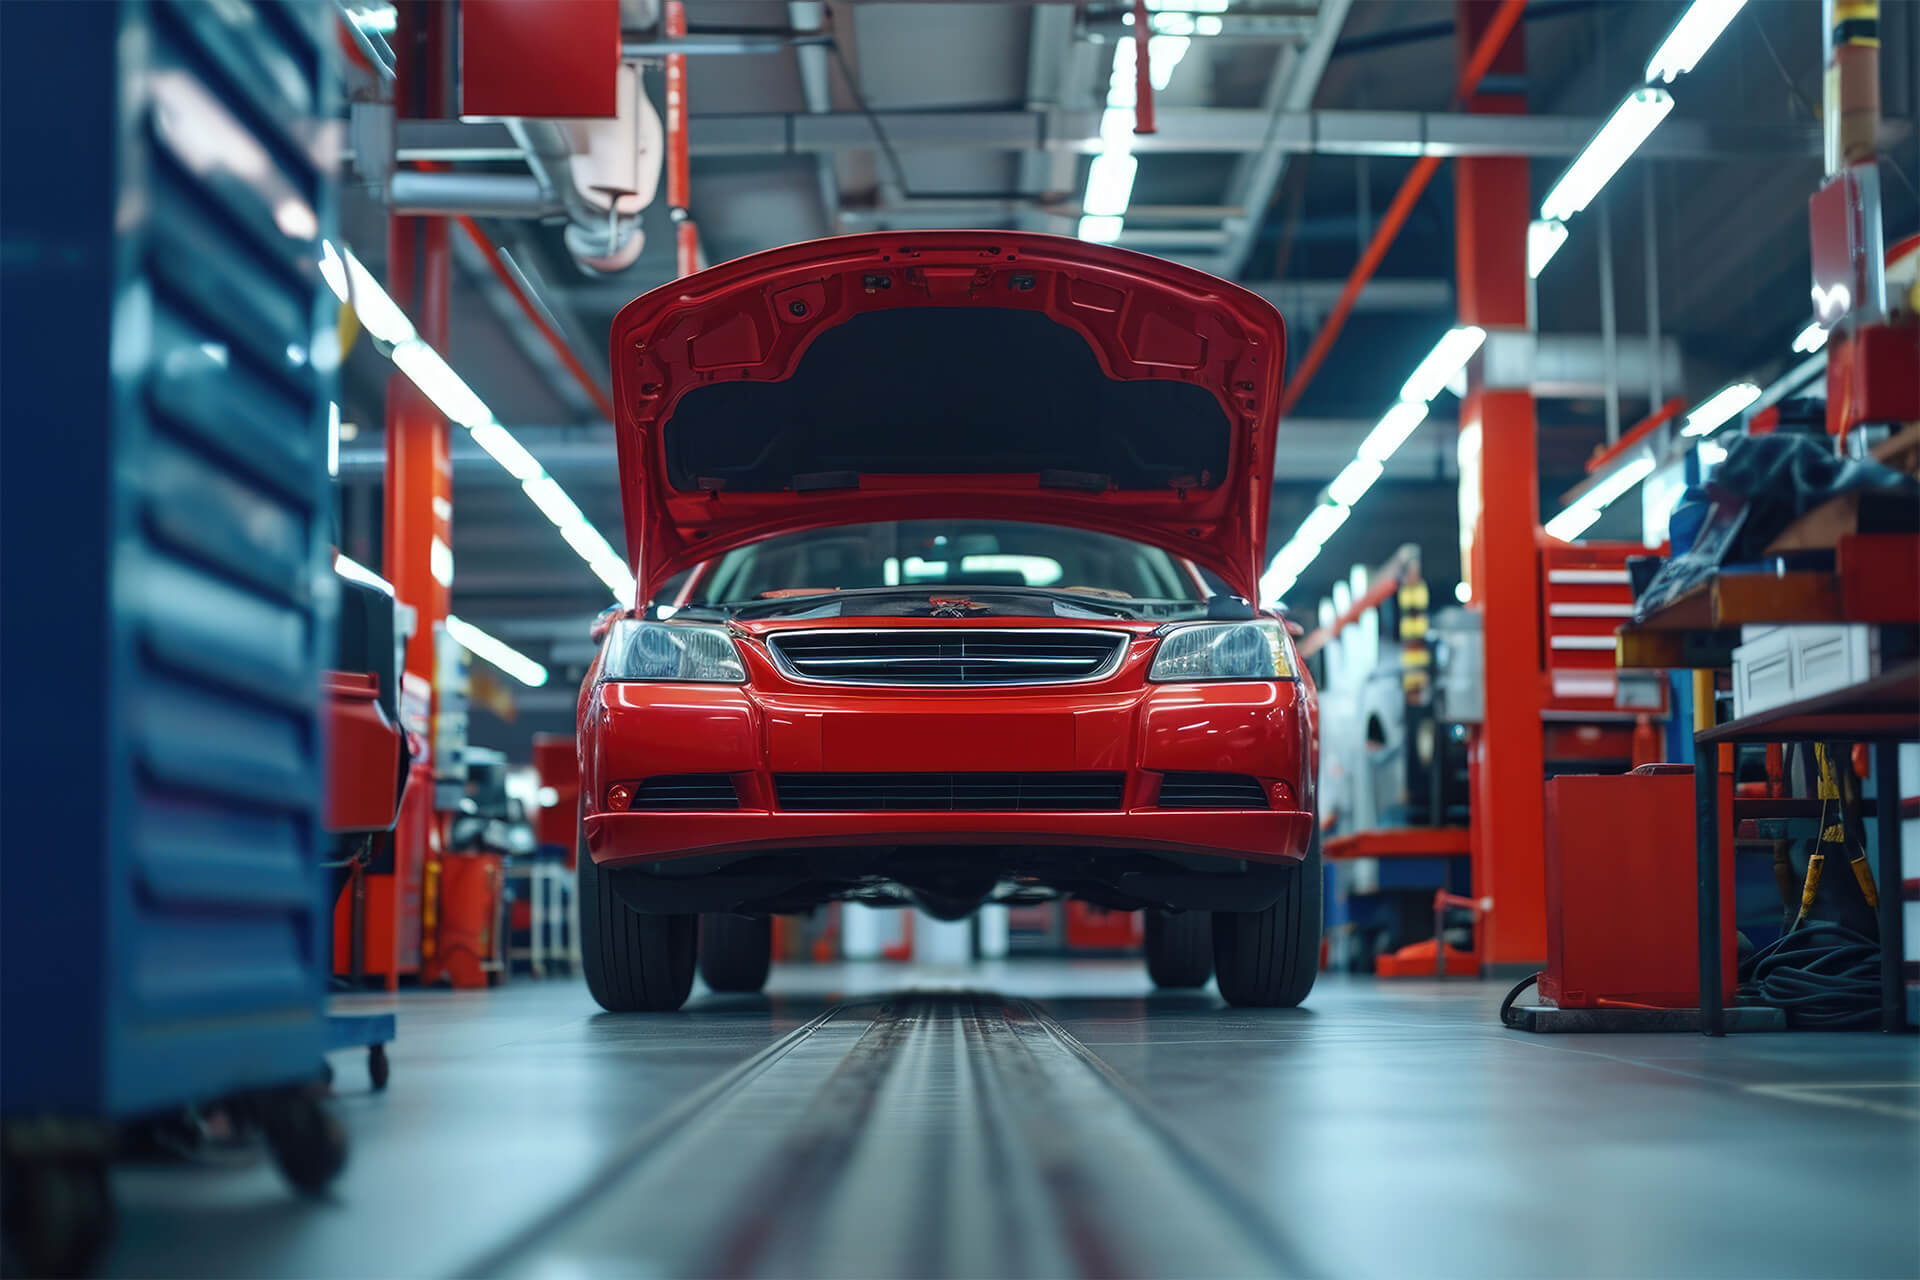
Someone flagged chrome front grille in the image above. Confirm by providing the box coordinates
[775,772,1126,811]
[765,628,1129,686]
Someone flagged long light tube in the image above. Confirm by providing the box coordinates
[1678,381,1761,437]
[445,614,548,687]
[1543,455,1656,540]
[334,553,393,594]
[1540,88,1674,223]
[322,241,635,605]
[1327,457,1385,507]
[1645,0,1748,84]
[1528,218,1569,278]
[1077,2,1224,244]
[1791,320,1830,353]
[1399,326,1487,405]
[1256,326,1476,606]
[1357,400,1430,465]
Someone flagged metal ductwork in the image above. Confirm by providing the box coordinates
[348,22,659,276]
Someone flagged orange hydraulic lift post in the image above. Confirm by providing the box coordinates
[385,0,454,690]
[1454,0,1550,966]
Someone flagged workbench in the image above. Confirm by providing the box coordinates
[1690,663,1919,1034]
[1618,545,1919,1035]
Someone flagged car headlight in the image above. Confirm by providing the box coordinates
[1148,620,1294,682]
[601,620,746,683]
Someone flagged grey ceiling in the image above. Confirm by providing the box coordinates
[331,0,1920,754]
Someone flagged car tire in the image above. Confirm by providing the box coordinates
[1211,829,1322,1008]
[578,826,697,1012]
[698,913,773,993]
[1143,910,1213,988]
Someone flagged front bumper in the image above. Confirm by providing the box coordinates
[580,678,1315,870]
[586,806,1313,867]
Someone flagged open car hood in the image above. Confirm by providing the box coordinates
[611,232,1285,600]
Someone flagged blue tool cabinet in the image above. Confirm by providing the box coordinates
[2,0,339,1191]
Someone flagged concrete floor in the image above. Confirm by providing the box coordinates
[107,962,1919,1278]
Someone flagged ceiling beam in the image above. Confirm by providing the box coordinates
[398,112,1833,163]
[682,109,1826,159]
[1218,0,1355,280]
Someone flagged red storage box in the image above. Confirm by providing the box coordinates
[1543,765,1735,1009]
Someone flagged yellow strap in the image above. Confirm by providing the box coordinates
[1815,744,1841,799]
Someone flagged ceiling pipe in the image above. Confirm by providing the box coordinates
[1275,0,1529,420]
[388,170,560,217]
[620,30,829,56]
[508,117,648,273]
[453,216,618,421]
[788,2,840,234]
[1217,0,1355,280]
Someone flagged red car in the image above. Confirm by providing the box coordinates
[577,232,1319,1011]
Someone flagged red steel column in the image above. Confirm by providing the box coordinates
[1455,0,1549,965]
[385,0,454,690]
[664,1,700,278]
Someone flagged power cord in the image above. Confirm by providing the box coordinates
[1737,920,1882,1029]
[1499,971,1543,1029]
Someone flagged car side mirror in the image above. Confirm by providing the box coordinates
[590,605,623,642]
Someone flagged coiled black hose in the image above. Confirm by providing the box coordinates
[1737,920,1882,1029]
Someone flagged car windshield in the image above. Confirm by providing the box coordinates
[685,521,1204,611]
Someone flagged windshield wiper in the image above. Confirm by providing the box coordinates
[719,585,1186,620]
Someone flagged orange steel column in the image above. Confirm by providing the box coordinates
[1455,0,1549,965]
[664,1,700,278]
[385,0,453,689]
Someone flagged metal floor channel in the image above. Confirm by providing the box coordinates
[103,963,1920,1279]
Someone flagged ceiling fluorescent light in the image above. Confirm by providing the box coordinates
[1582,454,1657,510]
[333,553,393,594]
[444,614,548,688]
[522,474,585,528]
[391,339,492,428]
[1327,457,1385,507]
[1528,218,1569,278]
[1294,500,1352,551]
[1083,153,1138,218]
[1679,381,1761,437]
[336,245,418,347]
[1544,504,1603,541]
[1539,88,1674,223]
[1546,454,1657,541]
[1357,400,1431,464]
[1791,320,1830,353]
[468,421,543,482]
[1078,214,1125,244]
[1399,326,1487,404]
[317,240,634,605]
[327,401,341,477]
[1645,0,1748,84]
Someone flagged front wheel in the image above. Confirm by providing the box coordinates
[1143,910,1213,988]
[578,831,697,1012]
[698,913,773,993]
[1212,830,1322,1008]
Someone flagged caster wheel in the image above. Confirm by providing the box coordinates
[2,1159,113,1278]
[368,1044,390,1092]
[260,1089,347,1195]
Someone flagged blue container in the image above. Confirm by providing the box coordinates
[2,0,338,1121]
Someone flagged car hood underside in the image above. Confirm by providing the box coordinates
[611,232,1286,600]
